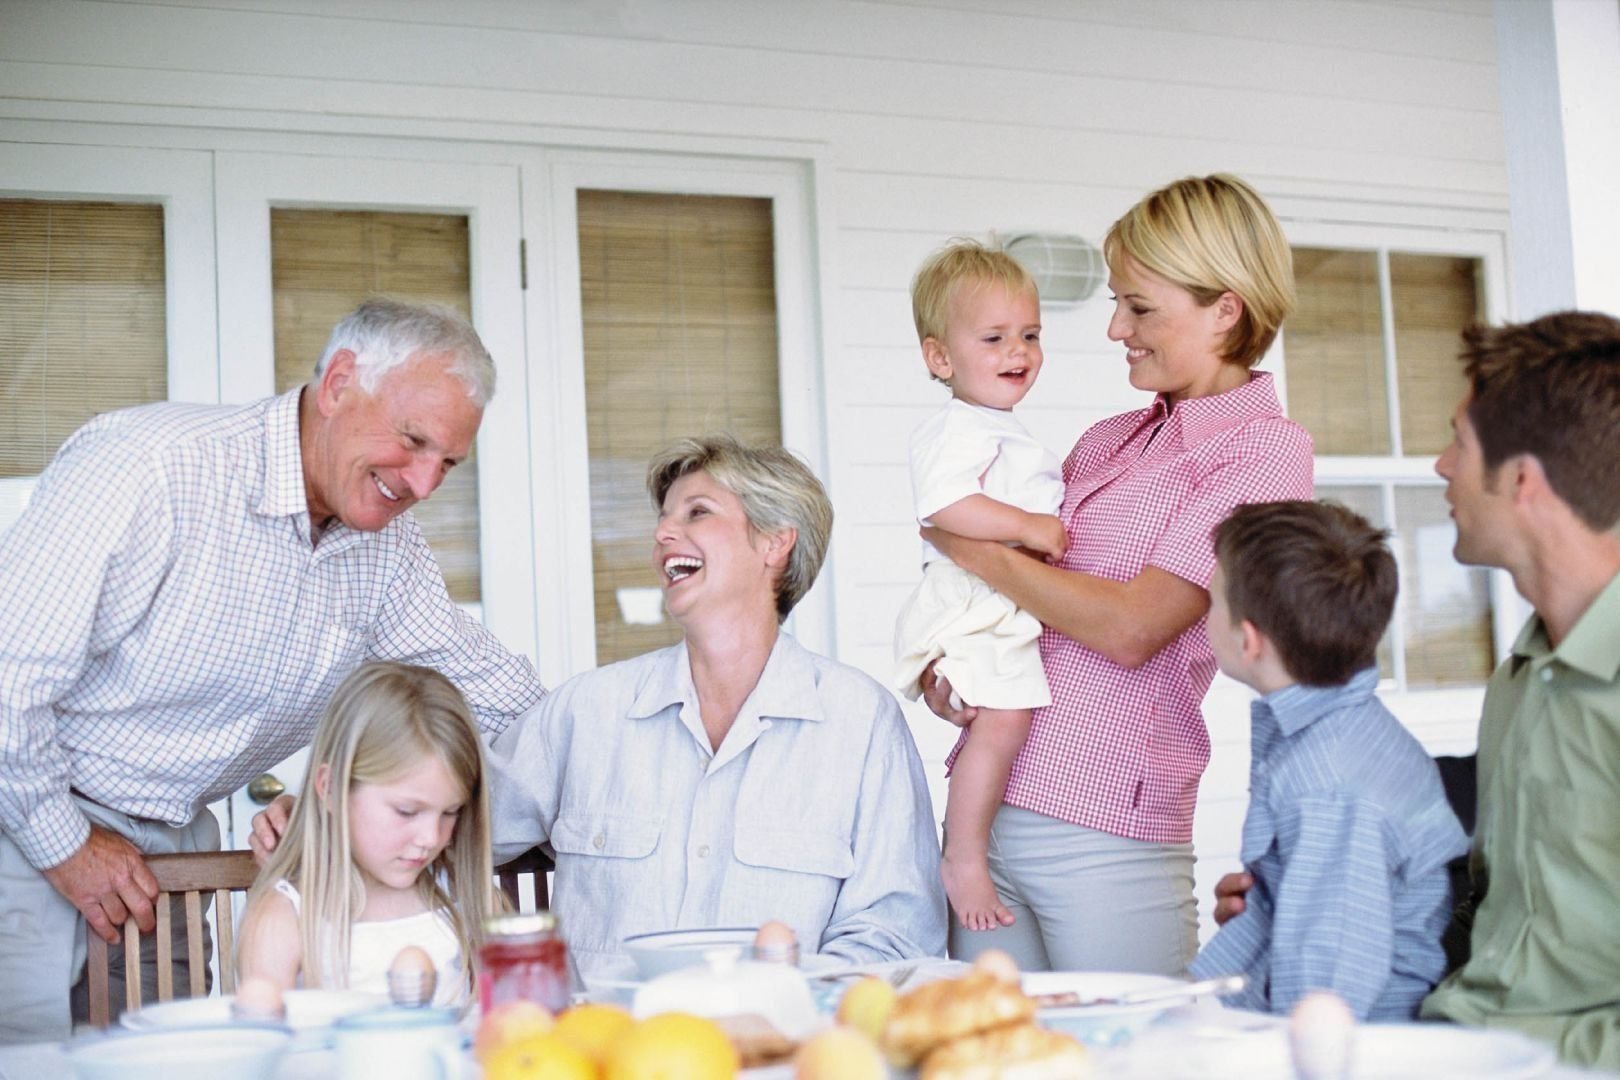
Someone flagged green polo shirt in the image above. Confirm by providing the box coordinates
[1422,571,1620,1067]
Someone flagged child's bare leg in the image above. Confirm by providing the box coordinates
[942,707,1032,931]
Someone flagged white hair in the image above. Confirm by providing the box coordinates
[313,297,496,406]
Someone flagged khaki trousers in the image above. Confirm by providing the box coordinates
[948,804,1199,975]
[0,797,220,1044]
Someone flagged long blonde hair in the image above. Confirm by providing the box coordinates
[246,662,496,994]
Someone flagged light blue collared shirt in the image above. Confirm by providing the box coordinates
[1191,669,1467,1019]
[488,632,947,985]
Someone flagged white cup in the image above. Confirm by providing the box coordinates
[331,1007,464,1080]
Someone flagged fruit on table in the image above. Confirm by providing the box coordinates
[553,1002,635,1069]
[604,1012,740,1080]
[794,1026,888,1080]
[476,999,556,1064]
[482,1033,596,1080]
[836,976,897,1042]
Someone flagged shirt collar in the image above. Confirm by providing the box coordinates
[1158,371,1284,448]
[628,632,826,724]
[258,387,311,520]
[1253,667,1380,738]
[1514,570,1620,681]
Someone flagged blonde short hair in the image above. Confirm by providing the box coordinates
[647,435,833,622]
[1104,174,1295,368]
[911,239,1038,345]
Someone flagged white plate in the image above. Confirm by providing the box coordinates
[68,1026,293,1080]
[121,988,388,1049]
[1113,1022,1557,1080]
[622,927,758,978]
[1350,1024,1556,1079]
[589,951,848,994]
[1023,971,1191,1047]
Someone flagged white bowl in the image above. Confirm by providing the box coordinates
[621,926,757,979]
[67,1025,293,1080]
[1024,970,1188,1047]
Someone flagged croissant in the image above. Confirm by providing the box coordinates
[880,971,1037,1066]
[919,1021,1092,1080]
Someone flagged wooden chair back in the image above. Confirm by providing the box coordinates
[85,849,260,1028]
[495,847,553,912]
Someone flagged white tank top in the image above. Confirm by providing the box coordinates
[273,879,467,1006]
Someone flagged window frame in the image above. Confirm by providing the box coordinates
[1269,218,1522,742]
[0,143,218,530]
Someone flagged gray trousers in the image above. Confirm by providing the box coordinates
[0,797,220,1044]
[948,804,1200,975]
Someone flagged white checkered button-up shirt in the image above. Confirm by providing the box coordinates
[0,389,545,870]
[953,373,1313,844]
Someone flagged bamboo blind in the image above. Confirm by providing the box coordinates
[578,189,782,665]
[1390,253,1478,456]
[1284,247,1388,456]
[269,209,481,603]
[1,199,167,478]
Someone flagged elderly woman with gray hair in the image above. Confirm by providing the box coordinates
[489,435,947,986]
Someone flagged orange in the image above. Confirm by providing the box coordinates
[553,1002,635,1068]
[482,1032,597,1080]
[603,1012,739,1080]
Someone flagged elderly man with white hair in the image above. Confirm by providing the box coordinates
[0,297,545,1041]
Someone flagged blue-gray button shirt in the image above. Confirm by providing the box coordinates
[488,632,947,985]
[1191,669,1468,1019]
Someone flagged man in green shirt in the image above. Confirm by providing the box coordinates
[1420,311,1620,1068]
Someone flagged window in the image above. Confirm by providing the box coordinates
[0,199,169,525]
[1283,244,1500,689]
[268,208,483,605]
[577,189,783,665]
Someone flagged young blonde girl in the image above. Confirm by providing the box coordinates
[238,662,498,1005]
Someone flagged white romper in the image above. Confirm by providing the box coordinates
[892,399,1064,709]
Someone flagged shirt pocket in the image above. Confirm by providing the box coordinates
[733,824,854,881]
[551,812,663,860]
[1520,777,1613,953]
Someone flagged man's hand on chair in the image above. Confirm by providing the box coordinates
[248,794,296,867]
[42,826,159,944]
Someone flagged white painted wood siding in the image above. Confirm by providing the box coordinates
[0,0,1507,943]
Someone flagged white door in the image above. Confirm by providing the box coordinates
[212,151,532,847]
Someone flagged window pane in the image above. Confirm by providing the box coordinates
[1285,247,1389,455]
[1391,253,1481,456]
[1393,486,1494,687]
[1316,484,1395,680]
[0,200,167,478]
[578,190,782,665]
[269,209,481,604]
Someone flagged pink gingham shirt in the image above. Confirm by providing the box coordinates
[973,373,1313,844]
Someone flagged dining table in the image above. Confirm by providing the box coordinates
[5,959,1613,1079]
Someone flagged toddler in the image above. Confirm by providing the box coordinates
[238,661,499,1006]
[893,240,1067,930]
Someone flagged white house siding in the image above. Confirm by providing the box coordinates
[0,0,1507,943]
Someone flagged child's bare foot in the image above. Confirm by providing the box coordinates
[942,853,1015,931]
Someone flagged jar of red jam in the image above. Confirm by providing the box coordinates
[479,913,568,1013]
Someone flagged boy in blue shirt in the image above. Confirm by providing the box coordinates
[1190,500,1468,1019]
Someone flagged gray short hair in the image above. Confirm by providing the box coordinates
[647,435,833,622]
[313,297,496,406]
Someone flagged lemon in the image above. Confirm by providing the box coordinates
[603,1012,739,1080]
[482,1033,597,1080]
[553,1002,635,1068]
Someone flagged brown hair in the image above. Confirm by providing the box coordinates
[1461,311,1620,531]
[1104,173,1294,368]
[1213,500,1396,686]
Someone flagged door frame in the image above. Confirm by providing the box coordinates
[522,148,832,683]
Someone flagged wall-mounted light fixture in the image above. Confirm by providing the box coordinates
[1000,233,1107,306]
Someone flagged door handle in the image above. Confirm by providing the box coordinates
[247,773,286,805]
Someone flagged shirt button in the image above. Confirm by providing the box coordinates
[1540,668,1554,682]
[696,845,710,858]
[593,833,605,850]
